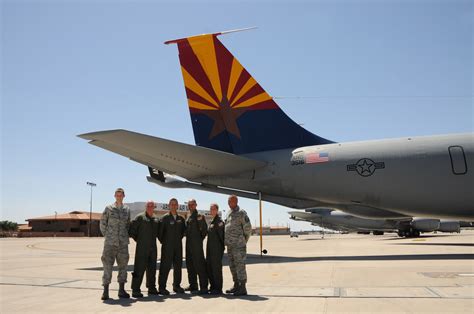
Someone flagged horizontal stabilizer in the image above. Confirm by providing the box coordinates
[78,129,266,179]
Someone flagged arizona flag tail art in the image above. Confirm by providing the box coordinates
[165,29,333,155]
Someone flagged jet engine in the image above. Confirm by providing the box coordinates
[410,218,440,232]
[438,220,460,233]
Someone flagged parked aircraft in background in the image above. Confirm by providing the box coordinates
[289,209,471,237]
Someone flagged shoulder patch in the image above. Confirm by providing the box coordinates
[244,216,250,223]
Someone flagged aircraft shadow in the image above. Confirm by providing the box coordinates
[379,235,449,241]
[78,253,474,272]
[391,242,474,247]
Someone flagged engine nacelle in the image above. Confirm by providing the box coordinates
[411,218,440,232]
[438,220,460,233]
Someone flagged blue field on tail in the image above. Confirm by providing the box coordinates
[190,108,334,155]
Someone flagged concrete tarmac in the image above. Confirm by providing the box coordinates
[1,231,473,313]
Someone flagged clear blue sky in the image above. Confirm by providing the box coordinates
[1,0,472,230]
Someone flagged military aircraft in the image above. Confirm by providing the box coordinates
[288,209,466,237]
[79,29,473,220]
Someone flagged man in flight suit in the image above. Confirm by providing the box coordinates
[157,198,186,295]
[129,200,159,297]
[100,188,131,300]
[206,203,225,295]
[184,199,208,294]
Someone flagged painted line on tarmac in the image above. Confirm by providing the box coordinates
[46,279,82,287]
[425,287,442,298]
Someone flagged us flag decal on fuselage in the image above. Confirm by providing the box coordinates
[305,152,329,163]
[291,151,329,165]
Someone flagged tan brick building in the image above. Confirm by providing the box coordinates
[26,211,102,236]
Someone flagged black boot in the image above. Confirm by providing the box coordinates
[132,290,143,298]
[225,282,237,294]
[101,284,109,300]
[118,282,130,299]
[233,281,247,296]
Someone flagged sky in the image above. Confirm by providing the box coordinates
[1,0,472,230]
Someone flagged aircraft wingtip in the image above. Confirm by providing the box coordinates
[77,129,125,140]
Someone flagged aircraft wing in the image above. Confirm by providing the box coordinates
[78,129,266,179]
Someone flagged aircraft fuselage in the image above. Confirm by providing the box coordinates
[198,133,473,220]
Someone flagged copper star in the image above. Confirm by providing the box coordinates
[201,96,247,140]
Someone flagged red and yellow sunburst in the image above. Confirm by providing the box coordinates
[167,34,279,139]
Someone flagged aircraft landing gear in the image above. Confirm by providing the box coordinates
[398,229,421,238]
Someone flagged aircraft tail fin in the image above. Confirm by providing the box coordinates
[165,29,333,154]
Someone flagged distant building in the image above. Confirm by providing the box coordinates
[252,226,291,236]
[22,201,220,238]
[25,211,102,237]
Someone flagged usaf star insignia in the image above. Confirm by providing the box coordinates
[347,158,385,177]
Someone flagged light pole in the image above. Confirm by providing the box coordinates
[54,211,57,237]
[86,181,97,237]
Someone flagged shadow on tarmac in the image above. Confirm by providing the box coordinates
[391,242,474,247]
[78,252,474,272]
[103,298,138,307]
[379,235,449,241]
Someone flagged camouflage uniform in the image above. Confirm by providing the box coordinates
[224,206,251,284]
[100,203,131,286]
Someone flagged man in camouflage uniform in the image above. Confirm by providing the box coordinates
[184,199,208,294]
[206,203,225,295]
[100,188,131,300]
[157,198,186,295]
[129,200,159,298]
[224,195,252,296]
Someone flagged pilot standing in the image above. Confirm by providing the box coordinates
[225,195,252,296]
[157,198,186,295]
[206,203,225,295]
[129,200,159,297]
[184,199,208,294]
[100,188,131,300]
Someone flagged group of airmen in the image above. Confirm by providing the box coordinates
[100,188,252,300]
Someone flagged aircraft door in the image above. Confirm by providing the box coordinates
[448,146,468,175]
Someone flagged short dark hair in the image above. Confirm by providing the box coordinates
[169,198,178,204]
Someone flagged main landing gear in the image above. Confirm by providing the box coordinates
[398,228,421,238]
